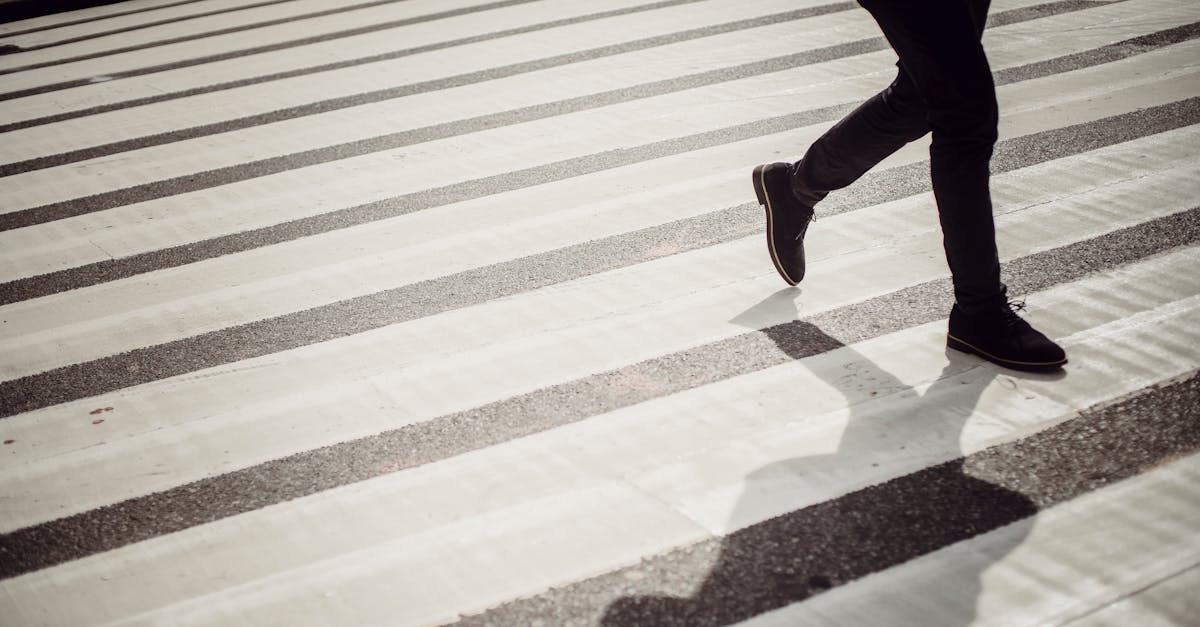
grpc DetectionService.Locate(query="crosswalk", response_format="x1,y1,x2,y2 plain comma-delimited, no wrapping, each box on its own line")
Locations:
0,0,1198,624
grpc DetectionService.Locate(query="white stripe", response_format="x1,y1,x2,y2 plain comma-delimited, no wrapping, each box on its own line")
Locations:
0,0,814,103
1,43,1196,375
0,144,1195,532
1,250,1195,626
736,452,1200,627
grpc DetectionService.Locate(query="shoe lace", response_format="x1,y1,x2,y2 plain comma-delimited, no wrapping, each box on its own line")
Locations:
1001,299,1028,326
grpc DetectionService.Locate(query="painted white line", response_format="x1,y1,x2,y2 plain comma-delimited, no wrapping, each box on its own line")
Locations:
736,453,1200,627
1,249,1195,626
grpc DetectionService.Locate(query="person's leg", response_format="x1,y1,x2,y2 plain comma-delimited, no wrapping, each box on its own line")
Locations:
855,0,1064,370
857,0,1004,313
756,0,1064,370
789,68,928,208
755,58,928,286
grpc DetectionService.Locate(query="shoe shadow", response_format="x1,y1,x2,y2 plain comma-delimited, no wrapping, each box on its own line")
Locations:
601,289,1062,626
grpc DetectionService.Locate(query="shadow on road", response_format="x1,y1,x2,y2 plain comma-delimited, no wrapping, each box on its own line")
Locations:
601,288,1062,625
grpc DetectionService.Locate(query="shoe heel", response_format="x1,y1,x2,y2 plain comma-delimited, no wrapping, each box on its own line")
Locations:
947,335,974,355
752,164,769,206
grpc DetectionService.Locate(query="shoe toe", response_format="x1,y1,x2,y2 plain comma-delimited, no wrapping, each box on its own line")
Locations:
782,243,806,283
1025,334,1067,365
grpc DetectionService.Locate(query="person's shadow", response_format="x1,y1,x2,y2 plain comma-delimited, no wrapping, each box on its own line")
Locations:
602,288,1064,626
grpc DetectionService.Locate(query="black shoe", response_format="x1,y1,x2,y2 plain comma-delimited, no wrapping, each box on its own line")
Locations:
947,300,1067,372
752,162,814,285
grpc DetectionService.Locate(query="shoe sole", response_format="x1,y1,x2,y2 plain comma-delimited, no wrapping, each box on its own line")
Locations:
753,164,799,286
947,333,1068,372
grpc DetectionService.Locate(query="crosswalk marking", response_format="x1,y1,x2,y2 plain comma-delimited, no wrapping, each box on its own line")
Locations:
4,265,1194,624
2,202,1194,536
0,100,1190,415
1,113,1194,408
1,0,1198,624
4,124,1193,378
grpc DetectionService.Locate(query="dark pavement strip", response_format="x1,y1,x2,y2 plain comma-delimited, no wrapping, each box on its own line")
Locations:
0,207,1195,578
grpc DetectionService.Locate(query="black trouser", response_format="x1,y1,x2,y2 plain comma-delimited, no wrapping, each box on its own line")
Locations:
791,0,1004,313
